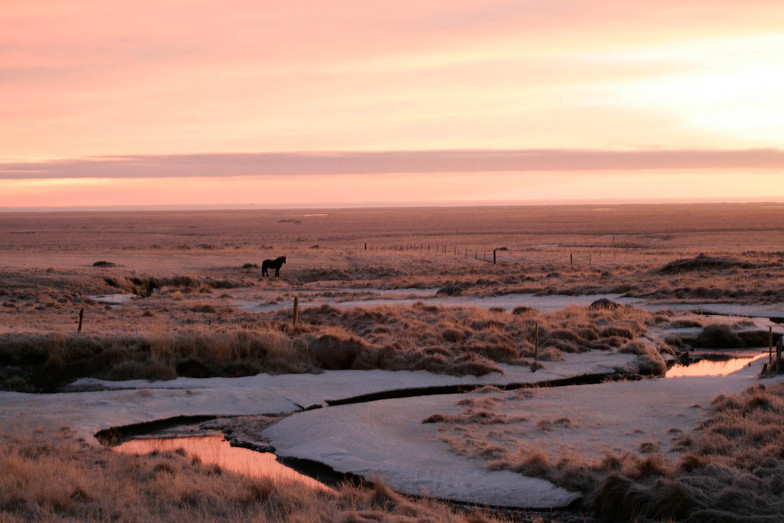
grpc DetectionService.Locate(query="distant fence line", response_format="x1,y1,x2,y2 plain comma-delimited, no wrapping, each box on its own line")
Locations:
361,243,512,264
361,242,601,266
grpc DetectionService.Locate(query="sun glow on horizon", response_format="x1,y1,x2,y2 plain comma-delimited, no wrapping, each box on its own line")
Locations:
1,170,782,210
595,33,784,146
1,1,783,207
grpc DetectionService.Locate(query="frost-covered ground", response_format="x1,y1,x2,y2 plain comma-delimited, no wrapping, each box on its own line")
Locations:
2,348,781,509
263,391,581,508
0,351,629,510
234,287,784,322
1,350,633,442
234,290,643,313
262,359,784,508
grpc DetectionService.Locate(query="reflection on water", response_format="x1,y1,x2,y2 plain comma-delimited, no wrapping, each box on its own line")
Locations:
115,436,330,491
666,353,767,378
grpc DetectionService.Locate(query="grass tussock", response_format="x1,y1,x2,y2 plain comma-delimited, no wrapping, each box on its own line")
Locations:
286,302,670,376
0,330,309,392
657,253,756,275
618,340,667,376
1,302,673,391
439,382,784,522
0,429,500,523
0,268,251,305
589,384,784,521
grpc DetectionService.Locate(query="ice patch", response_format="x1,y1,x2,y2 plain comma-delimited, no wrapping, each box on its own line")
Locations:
87,293,137,304
263,398,581,508
236,292,643,313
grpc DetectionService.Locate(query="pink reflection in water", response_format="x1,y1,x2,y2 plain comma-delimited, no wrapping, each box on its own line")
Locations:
666,353,766,378
115,436,330,491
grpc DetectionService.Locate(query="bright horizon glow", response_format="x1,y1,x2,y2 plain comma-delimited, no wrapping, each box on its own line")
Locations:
1,170,782,211
1,1,783,208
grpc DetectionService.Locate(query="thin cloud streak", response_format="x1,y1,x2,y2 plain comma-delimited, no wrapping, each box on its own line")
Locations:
1,149,783,180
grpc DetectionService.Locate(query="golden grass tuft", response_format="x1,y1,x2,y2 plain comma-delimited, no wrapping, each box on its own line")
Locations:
0,428,505,523
1,300,677,390
426,380,784,522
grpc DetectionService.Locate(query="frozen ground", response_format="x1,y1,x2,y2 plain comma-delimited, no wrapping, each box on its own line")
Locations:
1,350,633,440
234,288,784,324
657,301,784,322
262,359,784,508
234,290,643,313
263,393,581,508
0,351,629,510
2,348,781,508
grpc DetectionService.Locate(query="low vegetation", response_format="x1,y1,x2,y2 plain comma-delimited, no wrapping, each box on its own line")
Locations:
0,302,677,392
0,428,504,523
427,383,784,522
2,206,783,521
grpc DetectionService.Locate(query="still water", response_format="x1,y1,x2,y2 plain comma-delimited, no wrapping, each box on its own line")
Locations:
115,435,330,491
666,353,767,378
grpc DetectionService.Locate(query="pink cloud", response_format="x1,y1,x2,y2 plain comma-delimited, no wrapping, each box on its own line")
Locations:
1,149,782,180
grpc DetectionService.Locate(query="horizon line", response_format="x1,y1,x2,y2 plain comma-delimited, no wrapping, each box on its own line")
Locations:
2,196,783,213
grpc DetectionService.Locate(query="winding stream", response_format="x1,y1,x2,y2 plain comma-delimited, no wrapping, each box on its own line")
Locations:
102,289,784,508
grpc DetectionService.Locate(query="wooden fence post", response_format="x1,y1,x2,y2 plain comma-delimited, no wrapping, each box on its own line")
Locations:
77,307,84,333
293,297,299,329
493,248,497,264
534,322,539,363
770,327,773,364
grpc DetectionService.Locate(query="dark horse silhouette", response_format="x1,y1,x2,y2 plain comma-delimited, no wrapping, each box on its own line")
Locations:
262,256,286,276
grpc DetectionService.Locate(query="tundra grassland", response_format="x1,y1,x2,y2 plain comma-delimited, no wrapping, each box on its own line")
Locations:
1,203,784,522
425,382,784,522
0,426,508,523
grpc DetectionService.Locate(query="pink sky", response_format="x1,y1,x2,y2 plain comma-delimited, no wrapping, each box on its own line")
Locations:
1,1,783,208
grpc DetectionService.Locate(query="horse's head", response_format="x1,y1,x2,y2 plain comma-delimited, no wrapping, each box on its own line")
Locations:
280,256,287,264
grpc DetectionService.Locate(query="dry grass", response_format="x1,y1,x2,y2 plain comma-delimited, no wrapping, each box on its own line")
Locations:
0,428,505,523
0,329,310,392
2,205,783,520
0,300,677,391
428,383,784,522
3,205,784,311
288,301,672,376
589,382,784,522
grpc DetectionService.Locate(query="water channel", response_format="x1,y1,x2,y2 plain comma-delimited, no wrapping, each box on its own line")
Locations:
107,288,783,501
665,352,768,377
115,434,331,491
110,349,770,498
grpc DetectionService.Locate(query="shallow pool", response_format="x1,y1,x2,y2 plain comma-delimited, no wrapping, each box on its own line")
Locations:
114,435,330,491
666,353,768,378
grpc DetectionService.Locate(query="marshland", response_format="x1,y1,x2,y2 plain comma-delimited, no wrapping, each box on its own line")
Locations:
2,203,784,522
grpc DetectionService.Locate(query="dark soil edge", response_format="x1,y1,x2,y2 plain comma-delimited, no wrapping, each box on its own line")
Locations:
324,371,639,406
279,455,589,520
94,414,220,446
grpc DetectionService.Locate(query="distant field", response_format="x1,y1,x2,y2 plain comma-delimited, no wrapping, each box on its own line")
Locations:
2,203,784,261
2,203,784,522
2,202,783,392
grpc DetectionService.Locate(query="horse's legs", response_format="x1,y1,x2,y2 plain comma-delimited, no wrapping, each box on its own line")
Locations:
275,267,280,276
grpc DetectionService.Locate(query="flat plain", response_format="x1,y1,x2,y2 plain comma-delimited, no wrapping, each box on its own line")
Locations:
2,203,784,522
